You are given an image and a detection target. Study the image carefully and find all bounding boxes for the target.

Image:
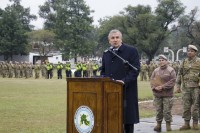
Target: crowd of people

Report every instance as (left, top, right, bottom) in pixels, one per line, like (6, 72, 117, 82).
(0, 60, 100, 79)
(150, 45, 200, 132)
(140, 59, 180, 81)
(1, 29, 200, 133)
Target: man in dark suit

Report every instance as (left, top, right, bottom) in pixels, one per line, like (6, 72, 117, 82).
(101, 29, 140, 133)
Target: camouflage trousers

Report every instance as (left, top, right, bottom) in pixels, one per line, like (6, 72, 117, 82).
(181, 87, 199, 121)
(153, 97, 173, 122)
(199, 94, 200, 122)
(35, 70, 40, 79)
(140, 71, 147, 81)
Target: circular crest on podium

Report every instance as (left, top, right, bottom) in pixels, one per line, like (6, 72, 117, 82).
(74, 105, 94, 133)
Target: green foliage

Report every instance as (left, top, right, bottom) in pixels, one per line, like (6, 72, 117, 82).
(124, 0, 185, 61)
(178, 7, 200, 46)
(0, 0, 36, 60)
(98, 0, 185, 62)
(26, 30, 56, 56)
(39, 0, 96, 60)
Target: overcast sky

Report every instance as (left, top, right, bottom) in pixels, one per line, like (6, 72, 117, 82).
(0, 0, 199, 29)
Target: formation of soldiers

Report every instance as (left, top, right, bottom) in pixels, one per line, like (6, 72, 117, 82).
(0, 45, 200, 131)
(0, 60, 100, 79)
(74, 61, 100, 77)
(0, 61, 34, 79)
(140, 60, 180, 81)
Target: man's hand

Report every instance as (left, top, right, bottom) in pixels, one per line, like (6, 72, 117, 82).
(116, 80, 124, 84)
(154, 86, 163, 91)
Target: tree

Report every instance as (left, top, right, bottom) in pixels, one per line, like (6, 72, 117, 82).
(178, 7, 200, 46)
(26, 30, 56, 56)
(39, 0, 95, 61)
(123, 0, 185, 61)
(97, 0, 185, 62)
(0, 0, 36, 61)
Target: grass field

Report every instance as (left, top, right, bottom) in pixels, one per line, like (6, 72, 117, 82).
(0, 78, 66, 133)
(0, 77, 196, 133)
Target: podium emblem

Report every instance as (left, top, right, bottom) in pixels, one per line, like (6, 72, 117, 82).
(74, 106, 94, 133)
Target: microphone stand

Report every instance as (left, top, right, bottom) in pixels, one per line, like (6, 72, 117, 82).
(108, 49, 138, 71)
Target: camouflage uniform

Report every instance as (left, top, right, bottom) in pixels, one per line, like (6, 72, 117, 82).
(171, 62, 179, 75)
(148, 61, 156, 80)
(13, 62, 17, 78)
(34, 63, 41, 79)
(15, 62, 20, 78)
(151, 66, 176, 122)
(2, 62, 7, 78)
(28, 63, 33, 78)
(0, 62, 2, 77)
(87, 61, 93, 77)
(140, 62, 148, 81)
(41, 62, 47, 78)
(150, 54, 176, 132)
(176, 57, 200, 127)
(24, 62, 29, 78)
(19, 62, 24, 78)
(7, 61, 14, 78)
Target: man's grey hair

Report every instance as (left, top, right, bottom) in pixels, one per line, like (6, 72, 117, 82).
(108, 29, 122, 39)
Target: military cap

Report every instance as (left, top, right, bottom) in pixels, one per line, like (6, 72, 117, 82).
(158, 54, 167, 60)
(188, 44, 198, 51)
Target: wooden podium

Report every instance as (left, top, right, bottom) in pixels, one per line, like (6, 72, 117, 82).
(67, 77, 123, 133)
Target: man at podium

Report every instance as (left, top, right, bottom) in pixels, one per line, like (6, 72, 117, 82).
(101, 29, 140, 133)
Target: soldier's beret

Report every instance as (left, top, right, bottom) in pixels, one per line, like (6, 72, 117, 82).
(188, 45, 198, 51)
(158, 54, 167, 60)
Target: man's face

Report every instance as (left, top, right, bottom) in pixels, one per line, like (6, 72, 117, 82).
(187, 48, 197, 59)
(159, 58, 168, 67)
(108, 32, 122, 48)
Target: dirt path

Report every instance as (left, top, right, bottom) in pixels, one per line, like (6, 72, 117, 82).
(139, 97, 183, 115)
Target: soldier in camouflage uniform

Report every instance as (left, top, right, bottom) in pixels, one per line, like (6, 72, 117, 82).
(148, 61, 156, 80)
(7, 61, 14, 78)
(19, 61, 24, 78)
(34, 62, 41, 79)
(87, 61, 93, 77)
(150, 55, 176, 132)
(41, 62, 47, 78)
(24, 61, 29, 78)
(176, 45, 200, 130)
(13, 61, 17, 78)
(0, 62, 2, 77)
(140, 61, 148, 81)
(171, 61, 179, 75)
(1, 61, 7, 78)
(15, 62, 21, 78)
(29, 62, 33, 78)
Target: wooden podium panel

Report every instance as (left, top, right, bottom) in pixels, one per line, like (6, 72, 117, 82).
(104, 81, 123, 133)
(67, 78, 123, 133)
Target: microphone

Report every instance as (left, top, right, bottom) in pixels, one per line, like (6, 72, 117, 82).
(108, 46, 114, 51)
(106, 46, 138, 71)
(104, 46, 113, 52)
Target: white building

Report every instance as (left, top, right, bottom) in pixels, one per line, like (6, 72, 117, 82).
(0, 52, 63, 64)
